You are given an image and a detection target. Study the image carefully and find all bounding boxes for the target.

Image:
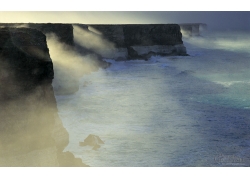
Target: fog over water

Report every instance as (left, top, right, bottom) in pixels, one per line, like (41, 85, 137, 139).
(54, 30, 250, 166)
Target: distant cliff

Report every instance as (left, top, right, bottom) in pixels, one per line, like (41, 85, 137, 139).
(179, 23, 207, 37)
(0, 28, 87, 166)
(78, 24, 188, 60)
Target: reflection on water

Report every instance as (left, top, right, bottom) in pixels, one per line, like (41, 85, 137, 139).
(56, 31, 250, 166)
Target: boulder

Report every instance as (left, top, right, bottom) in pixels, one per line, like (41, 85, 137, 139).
(79, 134, 104, 150)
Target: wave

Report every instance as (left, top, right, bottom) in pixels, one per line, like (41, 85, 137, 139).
(213, 80, 250, 87)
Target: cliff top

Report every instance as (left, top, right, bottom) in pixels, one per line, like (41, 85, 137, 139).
(0, 27, 47, 48)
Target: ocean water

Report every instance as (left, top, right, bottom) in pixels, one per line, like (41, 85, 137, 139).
(55, 31, 250, 166)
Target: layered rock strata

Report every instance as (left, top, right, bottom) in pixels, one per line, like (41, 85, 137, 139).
(0, 28, 87, 166)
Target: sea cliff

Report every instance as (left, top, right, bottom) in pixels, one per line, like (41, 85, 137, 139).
(77, 24, 188, 60)
(0, 27, 87, 166)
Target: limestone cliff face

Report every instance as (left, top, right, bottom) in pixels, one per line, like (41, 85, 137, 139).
(123, 24, 187, 59)
(123, 24, 183, 46)
(88, 25, 125, 48)
(29, 23, 74, 46)
(0, 28, 87, 166)
(0, 23, 74, 46)
(86, 24, 187, 60)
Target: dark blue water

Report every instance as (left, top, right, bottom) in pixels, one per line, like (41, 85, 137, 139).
(55, 31, 250, 166)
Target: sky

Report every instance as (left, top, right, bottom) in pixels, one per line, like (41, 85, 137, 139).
(0, 1, 249, 30)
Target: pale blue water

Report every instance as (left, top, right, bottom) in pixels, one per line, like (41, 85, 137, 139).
(55, 31, 250, 166)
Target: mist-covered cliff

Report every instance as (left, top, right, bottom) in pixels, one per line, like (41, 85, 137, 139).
(0, 27, 87, 166)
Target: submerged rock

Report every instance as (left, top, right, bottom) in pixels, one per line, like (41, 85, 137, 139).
(176, 70, 196, 77)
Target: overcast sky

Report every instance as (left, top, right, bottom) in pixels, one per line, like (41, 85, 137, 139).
(0, 11, 249, 31)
